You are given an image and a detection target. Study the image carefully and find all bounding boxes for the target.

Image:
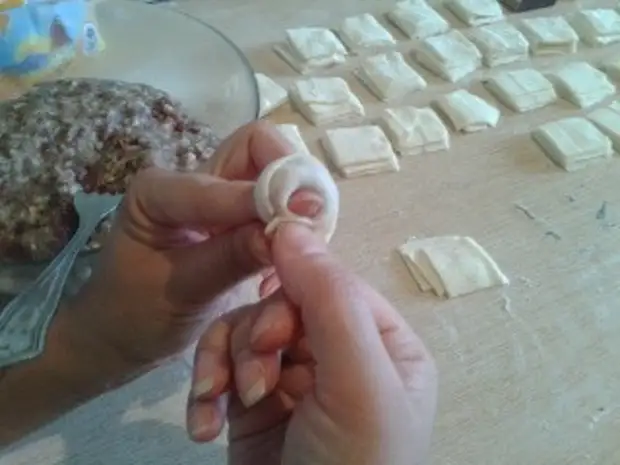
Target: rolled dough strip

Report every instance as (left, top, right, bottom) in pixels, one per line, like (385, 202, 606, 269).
(253, 153, 339, 241)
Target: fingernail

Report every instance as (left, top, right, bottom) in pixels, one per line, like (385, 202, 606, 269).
(279, 391, 296, 410)
(193, 376, 214, 398)
(237, 359, 266, 407)
(192, 352, 218, 398)
(289, 189, 323, 218)
(259, 276, 281, 299)
(207, 321, 229, 349)
(251, 308, 277, 344)
(189, 405, 218, 440)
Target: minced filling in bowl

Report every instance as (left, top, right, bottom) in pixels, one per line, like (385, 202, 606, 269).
(0, 0, 259, 294)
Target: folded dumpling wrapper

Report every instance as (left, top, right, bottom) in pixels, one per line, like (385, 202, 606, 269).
(435, 89, 500, 132)
(399, 236, 509, 298)
(275, 27, 348, 74)
(254, 153, 339, 241)
(256, 73, 288, 116)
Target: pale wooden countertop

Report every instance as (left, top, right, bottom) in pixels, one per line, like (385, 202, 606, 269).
(3, 0, 620, 464)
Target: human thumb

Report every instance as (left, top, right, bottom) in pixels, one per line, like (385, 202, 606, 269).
(271, 223, 400, 391)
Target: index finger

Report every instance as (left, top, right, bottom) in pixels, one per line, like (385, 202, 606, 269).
(206, 121, 295, 180)
(126, 167, 257, 230)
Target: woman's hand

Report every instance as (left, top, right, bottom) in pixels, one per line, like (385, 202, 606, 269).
(68, 121, 294, 373)
(1, 121, 322, 447)
(187, 223, 438, 465)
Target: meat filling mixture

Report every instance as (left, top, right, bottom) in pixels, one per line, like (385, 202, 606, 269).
(0, 78, 220, 263)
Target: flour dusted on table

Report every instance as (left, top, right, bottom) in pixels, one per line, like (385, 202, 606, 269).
(0, 78, 219, 263)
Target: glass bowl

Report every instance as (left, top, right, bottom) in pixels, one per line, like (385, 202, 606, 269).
(0, 0, 259, 295)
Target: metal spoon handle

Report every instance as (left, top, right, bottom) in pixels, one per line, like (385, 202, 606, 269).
(0, 216, 100, 368)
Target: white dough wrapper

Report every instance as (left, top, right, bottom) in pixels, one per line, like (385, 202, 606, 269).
(399, 235, 509, 298)
(254, 153, 339, 241)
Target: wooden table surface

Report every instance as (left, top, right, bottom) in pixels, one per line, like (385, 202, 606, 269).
(3, 0, 620, 464)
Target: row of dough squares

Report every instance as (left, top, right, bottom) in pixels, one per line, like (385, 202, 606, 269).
(264, 61, 619, 177)
(274, 93, 482, 179)
(274, 3, 620, 82)
(259, 59, 619, 128)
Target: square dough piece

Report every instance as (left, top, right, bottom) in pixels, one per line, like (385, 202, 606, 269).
(387, 0, 451, 40)
(548, 61, 616, 109)
(416, 30, 482, 82)
(484, 69, 556, 113)
(256, 74, 288, 117)
(469, 22, 529, 67)
(520, 16, 579, 55)
(398, 236, 509, 298)
(339, 13, 396, 52)
(445, 0, 504, 26)
(289, 77, 365, 126)
(434, 89, 500, 132)
(380, 106, 450, 155)
(322, 125, 400, 178)
(275, 27, 348, 74)
(277, 124, 311, 154)
(588, 101, 620, 151)
(570, 9, 620, 47)
(355, 52, 427, 101)
(532, 117, 613, 171)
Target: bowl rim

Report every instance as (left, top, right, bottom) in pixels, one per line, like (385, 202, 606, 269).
(0, 1, 260, 269)
(162, 4, 260, 123)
